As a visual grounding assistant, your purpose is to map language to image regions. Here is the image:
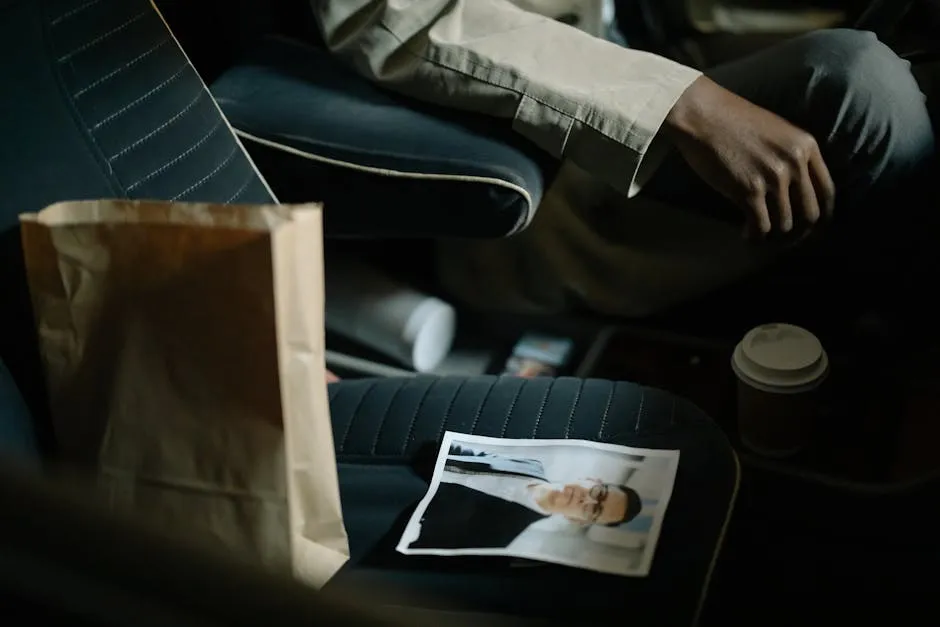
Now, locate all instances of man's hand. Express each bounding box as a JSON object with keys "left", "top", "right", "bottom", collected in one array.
[{"left": 663, "top": 76, "right": 836, "bottom": 237}]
